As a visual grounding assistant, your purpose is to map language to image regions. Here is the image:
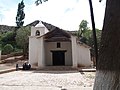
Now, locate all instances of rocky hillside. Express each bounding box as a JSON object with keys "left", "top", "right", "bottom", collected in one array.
[
  {"left": 0, "top": 20, "right": 40, "bottom": 33},
  {"left": 0, "top": 25, "right": 16, "bottom": 33},
  {"left": 0, "top": 20, "right": 76, "bottom": 33}
]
